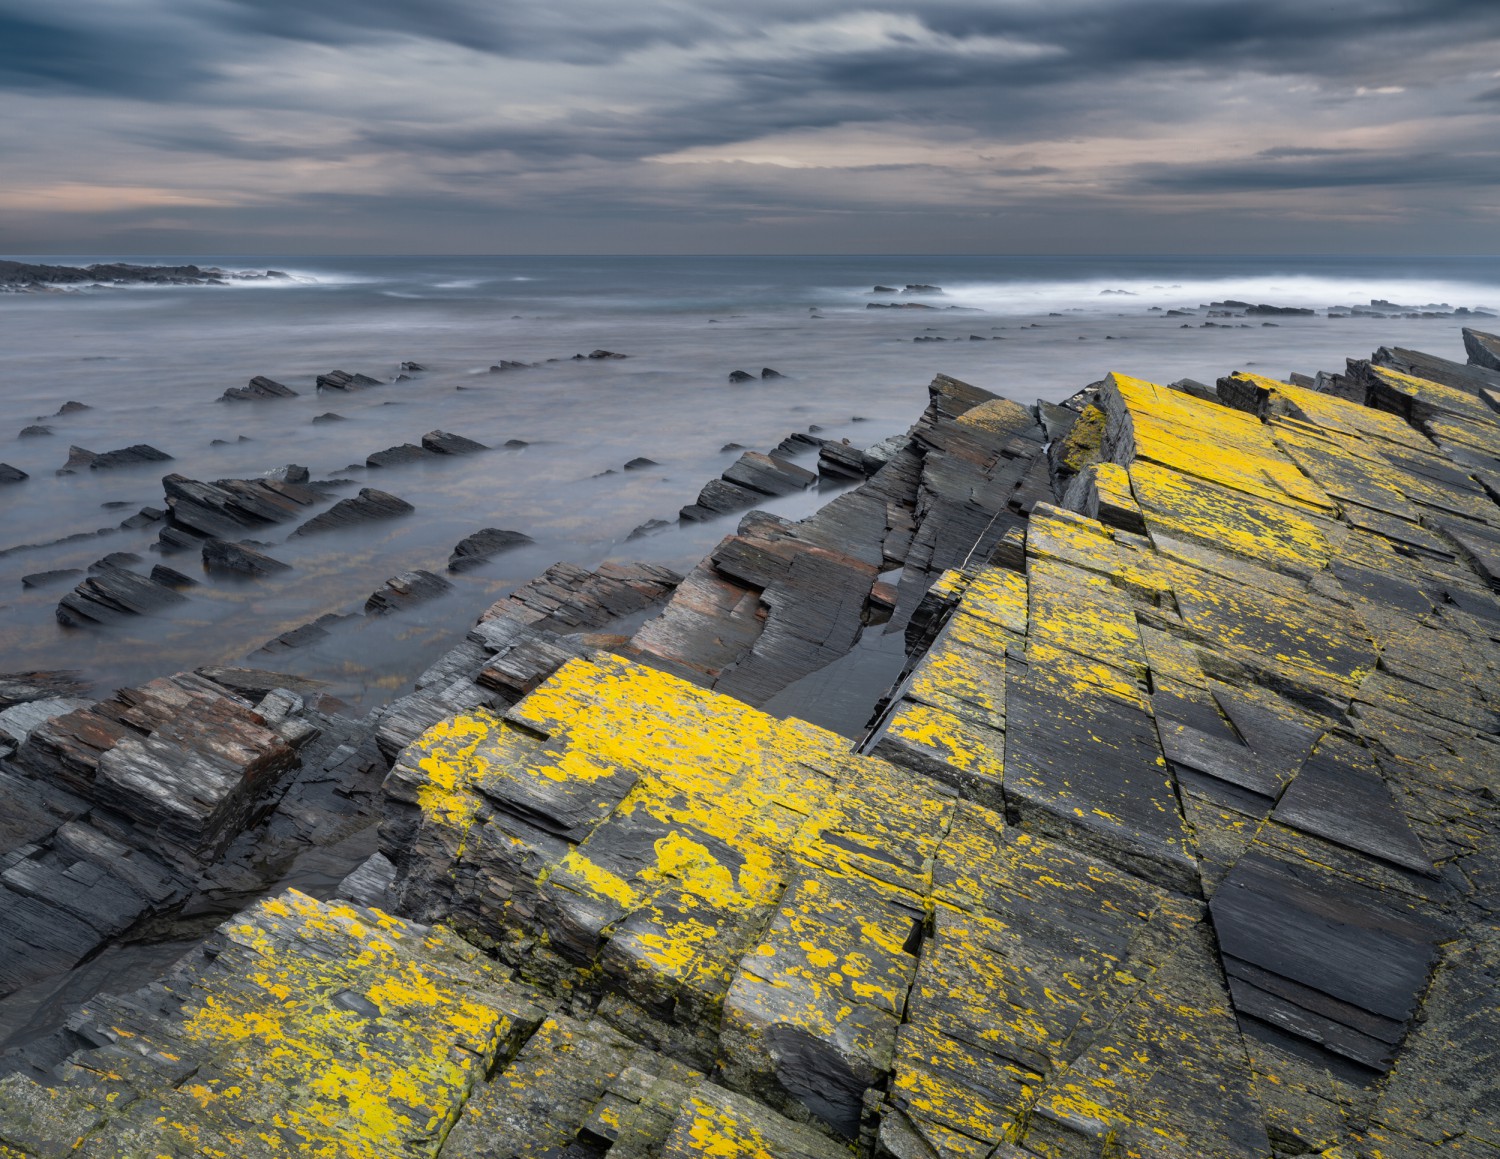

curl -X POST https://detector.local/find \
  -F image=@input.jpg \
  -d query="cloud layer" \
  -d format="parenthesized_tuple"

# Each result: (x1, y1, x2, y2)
(2, 0, 1497, 252)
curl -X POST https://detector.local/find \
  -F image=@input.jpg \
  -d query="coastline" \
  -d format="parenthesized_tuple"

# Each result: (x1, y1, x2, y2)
(0, 325, 1497, 1153)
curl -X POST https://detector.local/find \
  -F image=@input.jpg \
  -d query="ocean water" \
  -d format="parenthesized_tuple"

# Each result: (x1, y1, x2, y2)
(1, 253, 1496, 710)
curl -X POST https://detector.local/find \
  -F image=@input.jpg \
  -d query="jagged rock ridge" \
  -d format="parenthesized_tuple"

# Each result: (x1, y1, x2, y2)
(1, 335, 1498, 1157)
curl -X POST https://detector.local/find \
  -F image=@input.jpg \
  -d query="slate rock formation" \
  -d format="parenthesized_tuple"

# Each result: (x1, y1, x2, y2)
(447, 527, 533, 572)
(3, 334, 1499, 1158)
(219, 375, 297, 401)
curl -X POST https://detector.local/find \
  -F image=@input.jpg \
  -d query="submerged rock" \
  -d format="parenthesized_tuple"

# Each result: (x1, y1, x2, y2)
(364, 569, 453, 615)
(220, 375, 297, 401)
(315, 369, 381, 391)
(202, 538, 291, 575)
(0, 463, 27, 483)
(447, 527, 533, 572)
(421, 429, 487, 455)
(56, 564, 188, 626)
(65, 444, 172, 470)
(291, 487, 414, 535)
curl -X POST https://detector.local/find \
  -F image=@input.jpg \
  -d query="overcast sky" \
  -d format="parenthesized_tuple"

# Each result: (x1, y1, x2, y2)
(3, 0, 1498, 254)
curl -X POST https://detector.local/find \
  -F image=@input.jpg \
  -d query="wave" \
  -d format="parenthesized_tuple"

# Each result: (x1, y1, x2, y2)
(881, 273, 1499, 317)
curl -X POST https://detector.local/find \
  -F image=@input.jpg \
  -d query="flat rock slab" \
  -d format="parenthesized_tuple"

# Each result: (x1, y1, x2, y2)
(315, 369, 381, 390)
(447, 527, 533, 572)
(364, 569, 453, 614)
(220, 375, 297, 401)
(66, 444, 172, 470)
(56, 564, 187, 626)
(292, 487, 414, 535)
(422, 429, 487, 454)
(201, 538, 291, 575)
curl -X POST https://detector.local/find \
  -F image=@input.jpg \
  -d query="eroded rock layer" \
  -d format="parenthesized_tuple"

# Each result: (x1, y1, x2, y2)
(1, 337, 1498, 1158)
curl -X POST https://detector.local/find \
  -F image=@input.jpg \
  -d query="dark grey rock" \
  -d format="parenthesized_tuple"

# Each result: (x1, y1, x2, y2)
(315, 369, 381, 391)
(220, 376, 297, 402)
(447, 528, 534, 572)
(364, 569, 453, 615)
(421, 429, 487, 455)
(292, 488, 414, 536)
(202, 539, 291, 575)
(365, 443, 430, 468)
(56, 565, 188, 626)
(21, 569, 82, 589)
(623, 457, 659, 470)
(149, 564, 197, 587)
(0, 463, 27, 483)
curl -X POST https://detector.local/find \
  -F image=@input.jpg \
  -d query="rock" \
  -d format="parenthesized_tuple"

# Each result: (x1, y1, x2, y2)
(0, 696, 94, 750)
(0, 463, 27, 483)
(64, 444, 172, 470)
(0, 671, 89, 709)
(903, 283, 943, 293)
(118, 505, 165, 530)
(365, 443, 429, 468)
(761, 367, 784, 379)
(400, 360, 425, 371)
(55, 400, 89, 414)
(18, 424, 51, 437)
(678, 475, 764, 521)
(220, 375, 297, 401)
(56, 564, 188, 626)
(421, 429, 487, 454)
(21, 568, 83, 589)
(771, 430, 824, 456)
(149, 564, 197, 587)
(256, 612, 358, 652)
(504, 438, 529, 448)
(587, 349, 627, 359)
(720, 441, 747, 452)
(1245, 303, 1316, 316)
(490, 359, 529, 372)
(311, 411, 345, 423)
(447, 528, 534, 573)
(158, 471, 324, 546)
(627, 517, 673, 540)
(867, 301, 936, 309)
(872, 285, 898, 292)
(722, 451, 817, 497)
(364, 569, 453, 615)
(87, 552, 142, 572)
(478, 559, 682, 632)
(314, 369, 381, 391)
(336, 851, 398, 908)
(1463, 326, 1500, 373)
(623, 456, 659, 470)
(728, 370, 756, 383)
(8, 335, 1500, 1155)
(292, 487, 414, 535)
(817, 439, 867, 481)
(202, 538, 291, 575)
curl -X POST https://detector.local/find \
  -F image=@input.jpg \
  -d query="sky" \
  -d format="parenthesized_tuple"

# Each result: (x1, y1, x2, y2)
(2, 0, 1499, 255)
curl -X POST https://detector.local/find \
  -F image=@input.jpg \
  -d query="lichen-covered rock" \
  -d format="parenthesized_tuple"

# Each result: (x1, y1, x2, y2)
(0, 890, 545, 1156)
(5, 336, 1500, 1158)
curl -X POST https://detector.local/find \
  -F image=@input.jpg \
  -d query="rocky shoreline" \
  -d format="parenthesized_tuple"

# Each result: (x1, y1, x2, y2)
(0, 260, 289, 293)
(0, 329, 1498, 1156)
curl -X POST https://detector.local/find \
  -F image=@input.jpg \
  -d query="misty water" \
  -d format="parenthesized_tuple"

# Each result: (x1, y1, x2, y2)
(2, 253, 1497, 713)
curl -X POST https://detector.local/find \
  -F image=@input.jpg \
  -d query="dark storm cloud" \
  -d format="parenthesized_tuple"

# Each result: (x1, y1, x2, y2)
(0, 9, 217, 97)
(1, 0, 1497, 252)
(1136, 149, 1500, 193)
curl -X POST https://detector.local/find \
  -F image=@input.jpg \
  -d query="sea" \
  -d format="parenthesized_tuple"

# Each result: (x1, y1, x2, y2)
(1, 253, 1497, 712)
